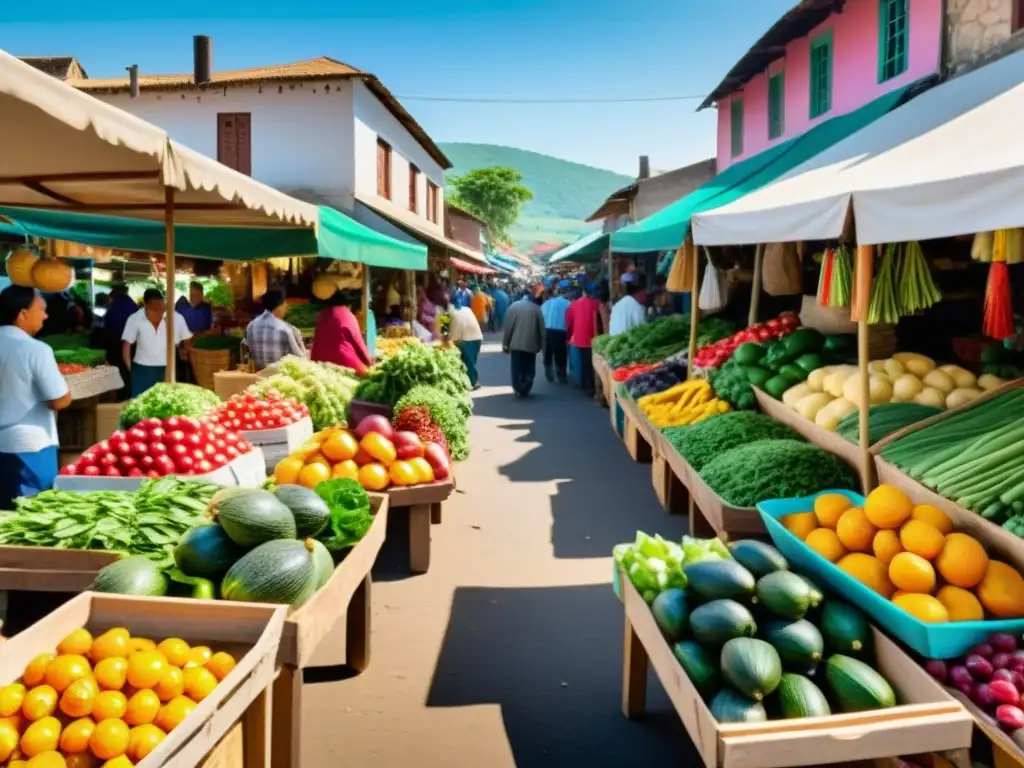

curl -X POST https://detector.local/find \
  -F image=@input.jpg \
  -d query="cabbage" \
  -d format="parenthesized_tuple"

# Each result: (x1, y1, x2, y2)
(613, 531, 732, 600)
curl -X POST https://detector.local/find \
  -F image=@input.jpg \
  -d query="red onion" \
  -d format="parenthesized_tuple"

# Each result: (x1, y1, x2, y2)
(972, 643, 996, 659)
(949, 665, 974, 688)
(990, 679, 1021, 706)
(997, 704, 1024, 731)
(991, 633, 1019, 653)
(972, 682, 994, 709)
(967, 654, 995, 680)
(925, 659, 948, 683)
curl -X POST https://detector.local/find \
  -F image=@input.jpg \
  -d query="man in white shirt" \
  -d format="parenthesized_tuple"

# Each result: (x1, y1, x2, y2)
(122, 288, 193, 397)
(609, 275, 648, 336)
(0, 286, 72, 509)
(442, 297, 484, 389)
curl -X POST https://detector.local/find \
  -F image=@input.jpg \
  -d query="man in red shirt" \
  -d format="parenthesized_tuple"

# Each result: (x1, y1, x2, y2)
(565, 283, 602, 396)
(310, 293, 374, 375)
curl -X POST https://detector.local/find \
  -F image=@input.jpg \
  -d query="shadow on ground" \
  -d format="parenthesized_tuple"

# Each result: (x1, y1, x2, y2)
(426, 583, 692, 766)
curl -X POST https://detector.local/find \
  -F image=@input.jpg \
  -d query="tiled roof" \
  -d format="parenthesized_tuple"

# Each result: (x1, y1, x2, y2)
(18, 56, 87, 80)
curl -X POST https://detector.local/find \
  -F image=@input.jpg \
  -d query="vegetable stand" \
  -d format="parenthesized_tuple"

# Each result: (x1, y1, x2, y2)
(616, 389, 655, 464)
(371, 480, 454, 574)
(593, 353, 612, 407)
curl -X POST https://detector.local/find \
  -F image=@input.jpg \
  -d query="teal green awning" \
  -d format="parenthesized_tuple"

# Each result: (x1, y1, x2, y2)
(0, 205, 427, 270)
(548, 231, 610, 264)
(610, 85, 914, 254)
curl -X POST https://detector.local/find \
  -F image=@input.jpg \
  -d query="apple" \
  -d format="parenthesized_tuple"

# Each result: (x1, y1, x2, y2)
(423, 442, 450, 481)
(392, 431, 424, 460)
(354, 414, 394, 441)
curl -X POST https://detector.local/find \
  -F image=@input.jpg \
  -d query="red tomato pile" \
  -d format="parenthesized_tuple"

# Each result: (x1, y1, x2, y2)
(209, 391, 309, 432)
(60, 416, 254, 478)
(693, 314, 801, 369)
(612, 362, 659, 382)
(57, 363, 90, 375)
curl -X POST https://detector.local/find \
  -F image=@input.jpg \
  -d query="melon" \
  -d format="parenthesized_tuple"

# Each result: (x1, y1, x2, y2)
(221, 538, 320, 607)
(5, 248, 39, 287)
(312, 275, 338, 301)
(212, 488, 297, 547)
(31, 258, 74, 292)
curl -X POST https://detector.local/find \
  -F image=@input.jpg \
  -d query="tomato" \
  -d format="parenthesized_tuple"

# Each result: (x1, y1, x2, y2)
(146, 469, 160, 478)
(180, 418, 201, 433)
(83, 465, 101, 476)
(201, 444, 215, 458)
(251, 420, 265, 430)
(241, 411, 255, 424)
(105, 466, 122, 477)
(96, 440, 110, 454)
(164, 416, 182, 431)
(99, 453, 118, 467)
(150, 442, 168, 457)
(127, 428, 148, 443)
(149, 427, 166, 441)
(131, 441, 149, 457)
(176, 455, 195, 474)
(224, 445, 239, 460)
(756, 328, 772, 341)
(238, 441, 252, 452)
(113, 441, 133, 457)
(128, 468, 145, 477)
(184, 433, 202, 449)
(196, 459, 213, 474)
(139, 455, 155, 470)
(141, 418, 163, 432)
(154, 456, 176, 476)
(224, 432, 240, 445)
(60, 464, 77, 475)
(224, 410, 236, 421)
(164, 430, 185, 445)
(167, 444, 187, 460)
(119, 456, 137, 471)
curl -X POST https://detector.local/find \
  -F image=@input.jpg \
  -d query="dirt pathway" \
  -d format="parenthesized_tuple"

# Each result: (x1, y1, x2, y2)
(302, 337, 696, 765)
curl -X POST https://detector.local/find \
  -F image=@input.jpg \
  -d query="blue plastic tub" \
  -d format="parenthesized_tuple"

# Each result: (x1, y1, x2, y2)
(758, 489, 1024, 660)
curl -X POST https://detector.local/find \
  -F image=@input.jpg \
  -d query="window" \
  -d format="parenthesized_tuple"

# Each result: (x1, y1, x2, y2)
(217, 113, 251, 175)
(409, 164, 420, 213)
(810, 30, 833, 118)
(376, 139, 392, 199)
(426, 181, 439, 224)
(730, 98, 744, 157)
(879, 0, 909, 82)
(1014, 0, 1024, 32)
(768, 73, 785, 140)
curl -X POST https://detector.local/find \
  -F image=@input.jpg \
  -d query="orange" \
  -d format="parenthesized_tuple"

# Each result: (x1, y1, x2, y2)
(92, 658, 128, 692)
(126, 651, 167, 690)
(126, 724, 166, 763)
(306, 453, 331, 468)
(814, 493, 852, 529)
(90, 692, 126, 722)
(888, 552, 936, 594)
(274, 456, 305, 485)
(321, 431, 359, 462)
(297, 462, 331, 490)
(182, 667, 218, 703)
(129, 638, 156, 653)
(292, 440, 324, 461)
(88, 719, 129, 761)
(155, 639, 190, 669)
(804, 528, 846, 563)
(0, 684, 26, 717)
(864, 484, 913, 529)
(154, 696, 196, 733)
(22, 686, 58, 721)
(837, 553, 894, 598)
(331, 460, 361, 481)
(360, 433, 396, 466)
(22, 655, 54, 688)
(935, 585, 985, 622)
(58, 717, 96, 754)
(25, 753, 66, 768)
(124, 690, 160, 727)
(893, 593, 949, 623)
(782, 512, 817, 540)
(0, 718, 19, 762)
(910, 504, 954, 535)
(64, 754, 99, 768)
(358, 463, 390, 492)
(19, 716, 61, 757)
(45, 655, 91, 694)
(59, 679, 97, 719)
(204, 653, 236, 683)
(836, 508, 877, 552)
(872, 530, 904, 566)
(936, 532, 989, 588)
(89, 630, 130, 663)
(977, 561, 1024, 619)
(152, 667, 184, 703)
(388, 460, 419, 487)
(900, 519, 946, 560)
(97, 757, 132, 768)
(408, 457, 434, 485)
(57, 629, 94, 657)
(184, 647, 212, 669)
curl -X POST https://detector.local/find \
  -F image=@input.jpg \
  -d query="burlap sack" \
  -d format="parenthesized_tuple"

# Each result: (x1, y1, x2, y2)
(666, 240, 694, 293)
(762, 242, 802, 296)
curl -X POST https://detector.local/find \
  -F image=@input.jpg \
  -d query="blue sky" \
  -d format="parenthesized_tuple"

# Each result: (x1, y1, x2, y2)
(1, 0, 792, 176)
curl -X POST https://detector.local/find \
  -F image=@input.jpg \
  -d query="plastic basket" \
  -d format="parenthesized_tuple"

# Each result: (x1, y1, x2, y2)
(758, 490, 1024, 659)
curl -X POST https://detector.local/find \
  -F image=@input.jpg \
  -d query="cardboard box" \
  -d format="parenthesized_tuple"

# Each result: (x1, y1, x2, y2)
(53, 448, 267, 492)
(239, 417, 314, 474)
(213, 370, 262, 401)
(95, 402, 128, 442)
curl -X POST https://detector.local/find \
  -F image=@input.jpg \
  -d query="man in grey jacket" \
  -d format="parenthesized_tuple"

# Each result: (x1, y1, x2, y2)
(502, 292, 545, 397)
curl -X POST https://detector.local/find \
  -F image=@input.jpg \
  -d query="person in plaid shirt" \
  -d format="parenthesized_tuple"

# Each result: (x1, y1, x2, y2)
(245, 288, 306, 370)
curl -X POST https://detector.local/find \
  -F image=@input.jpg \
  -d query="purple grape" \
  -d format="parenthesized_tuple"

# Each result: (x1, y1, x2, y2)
(994, 653, 1013, 670)
(991, 633, 1020, 653)
(972, 643, 996, 659)
(989, 679, 1021, 706)
(967, 654, 995, 680)
(925, 659, 948, 683)
(972, 682, 994, 709)
(997, 704, 1024, 731)
(950, 665, 974, 688)
(993, 669, 1016, 683)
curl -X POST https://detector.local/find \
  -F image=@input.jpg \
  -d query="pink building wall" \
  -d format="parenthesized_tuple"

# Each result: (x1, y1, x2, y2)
(716, 0, 943, 170)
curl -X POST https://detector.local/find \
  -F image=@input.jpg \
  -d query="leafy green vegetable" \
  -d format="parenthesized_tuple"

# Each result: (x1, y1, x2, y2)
(249, 356, 360, 430)
(42, 332, 93, 351)
(663, 412, 802, 472)
(593, 314, 734, 368)
(53, 348, 107, 366)
(612, 531, 731, 603)
(394, 384, 470, 460)
(283, 302, 324, 330)
(191, 334, 243, 351)
(120, 383, 222, 428)
(355, 344, 471, 412)
(315, 478, 375, 550)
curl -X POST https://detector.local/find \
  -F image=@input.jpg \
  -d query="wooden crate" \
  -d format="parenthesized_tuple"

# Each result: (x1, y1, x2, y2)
(96, 401, 128, 442)
(594, 354, 611, 407)
(370, 480, 454, 575)
(619, 572, 973, 768)
(948, 690, 1024, 768)
(618, 392, 654, 464)
(651, 447, 688, 516)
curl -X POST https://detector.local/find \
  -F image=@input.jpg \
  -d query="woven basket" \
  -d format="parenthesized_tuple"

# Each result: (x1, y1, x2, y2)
(192, 348, 235, 391)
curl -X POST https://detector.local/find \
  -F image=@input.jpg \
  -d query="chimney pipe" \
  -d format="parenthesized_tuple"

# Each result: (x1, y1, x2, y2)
(193, 35, 212, 85)
(638, 155, 651, 180)
(127, 65, 139, 98)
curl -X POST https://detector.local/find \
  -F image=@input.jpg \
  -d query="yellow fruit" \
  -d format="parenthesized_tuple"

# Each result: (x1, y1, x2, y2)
(129, 638, 156, 653)
(888, 552, 936, 593)
(20, 716, 61, 757)
(59, 679, 97, 719)
(910, 504, 953, 535)
(126, 651, 167, 690)
(91, 692, 127, 722)
(0, 718, 19, 762)
(154, 696, 196, 733)
(153, 667, 184, 703)
(22, 686, 58, 721)
(297, 462, 332, 489)
(893, 593, 949, 623)
(155, 639, 190, 669)
(814, 493, 852, 529)
(872, 530, 905, 566)
(89, 719, 129, 761)
(274, 456, 305, 485)
(892, 590, 910, 600)
(935, 585, 985, 622)
(358, 463, 390, 492)
(92, 659, 127, 692)
(864, 484, 913, 529)
(57, 629, 94, 657)
(59, 717, 96, 754)
(45, 655, 91, 694)
(100, 757, 132, 768)
(782, 512, 818, 540)
(0, 684, 27, 717)
(182, 667, 218, 703)
(408, 457, 435, 484)
(204, 653, 236, 682)
(64, 754, 98, 768)
(836, 508, 877, 552)
(124, 690, 160, 727)
(184, 647, 212, 669)
(321, 432, 359, 462)
(26, 751, 66, 768)
(90, 630, 130, 663)
(977, 561, 1024, 619)
(388, 460, 419, 487)
(331, 460, 360, 481)
(899, 520, 945, 560)
(936, 532, 989, 588)
(126, 724, 165, 762)
(22, 655, 54, 688)
(838, 553, 894, 598)
(805, 528, 846, 563)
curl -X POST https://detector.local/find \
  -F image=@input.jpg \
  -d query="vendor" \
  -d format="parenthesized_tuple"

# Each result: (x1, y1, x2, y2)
(122, 289, 193, 397)
(0, 286, 72, 510)
(245, 288, 306, 370)
(311, 292, 374, 375)
(175, 282, 215, 384)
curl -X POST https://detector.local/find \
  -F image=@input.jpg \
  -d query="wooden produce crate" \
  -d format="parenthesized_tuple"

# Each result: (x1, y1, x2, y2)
(617, 391, 654, 464)
(370, 480, 454, 575)
(2, 592, 285, 767)
(594, 353, 612, 407)
(214, 370, 263, 401)
(948, 690, 1024, 768)
(618, 571, 973, 768)
(651, 433, 688, 516)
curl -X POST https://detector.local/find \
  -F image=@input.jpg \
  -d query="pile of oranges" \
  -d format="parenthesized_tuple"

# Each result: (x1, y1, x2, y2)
(0, 626, 236, 767)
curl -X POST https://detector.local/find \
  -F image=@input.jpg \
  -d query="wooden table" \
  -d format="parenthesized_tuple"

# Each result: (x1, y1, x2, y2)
(372, 480, 455, 574)
(616, 390, 655, 463)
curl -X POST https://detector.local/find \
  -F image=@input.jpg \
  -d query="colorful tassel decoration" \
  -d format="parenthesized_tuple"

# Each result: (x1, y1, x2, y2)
(983, 262, 1014, 340)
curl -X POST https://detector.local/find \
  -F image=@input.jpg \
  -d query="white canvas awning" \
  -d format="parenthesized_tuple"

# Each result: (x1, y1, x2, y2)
(691, 49, 1024, 247)
(0, 49, 317, 228)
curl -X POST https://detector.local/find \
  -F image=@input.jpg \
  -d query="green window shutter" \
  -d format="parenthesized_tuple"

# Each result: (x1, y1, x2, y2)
(730, 97, 744, 157)
(810, 30, 834, 119)
(768, 73, 785, 140)
(878, 0, 909, 82)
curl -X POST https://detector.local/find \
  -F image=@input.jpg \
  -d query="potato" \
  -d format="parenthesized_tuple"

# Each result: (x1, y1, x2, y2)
(914, 386, 947, 408)
(842, 374, 894, 406)
(922, 369, 956, 395)
(978, 374, 1006, 391)
(946, 387, 984, 409)
(883, 359, 906, 380)
(783, 383, 815, 409)
(868, 361, 888, 376)
(807, 366, 837, 392)
(794, 393, 835, 421)
(893, 352, 936, 378)
(938, 364, 977, 390)
(891, 374, 923, 402)
(823, 366, 858, 398)
(815, 398, 858, 431)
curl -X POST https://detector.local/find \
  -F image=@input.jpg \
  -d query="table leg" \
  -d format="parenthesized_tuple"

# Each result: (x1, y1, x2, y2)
(622, 613, 647, 719)
(409, 504, 431, 573)
(243, 687, 270, 768)
(0, 590, 8, 638)
(345, 575, 371, 673)
(270, 666, 302, 768)
(688, 497, 717, 539)
(430, 502, 443, 525)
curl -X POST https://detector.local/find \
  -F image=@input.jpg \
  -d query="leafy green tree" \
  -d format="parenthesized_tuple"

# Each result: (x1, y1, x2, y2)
(447, 167, 533, 241)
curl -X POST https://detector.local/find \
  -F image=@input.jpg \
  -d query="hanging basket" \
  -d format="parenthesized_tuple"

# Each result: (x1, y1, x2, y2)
(192, 348, 235, 391)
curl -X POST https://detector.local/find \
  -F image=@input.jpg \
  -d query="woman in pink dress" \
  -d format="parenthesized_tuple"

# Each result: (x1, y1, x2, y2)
(310, 294, 373, 375)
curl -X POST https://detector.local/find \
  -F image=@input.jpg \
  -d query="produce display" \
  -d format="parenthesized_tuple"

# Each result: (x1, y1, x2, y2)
(878, 389, 1024, 523)
(0, 478, 215, 566)
(699, 439, 858, 508)
(375, 336, 421, 359)
(394, 385, 469, 461)
(208, 391, 310, 432)
(612, 362, 659, 383)
(661, 412, 801, 473)
(731, 328, 853, 401)
(53, 349, 107, 368)
(781, 485, 1024, 621)
(248, 356, 360, 431)
(59, 417, 255, 478)
(615, 534, 899, 723)
(636, 380, 731, 429)
(5, 248, 74, 292)
(355, 344, 471, 412)
(623, 359, 688, 399)
(866, 242, 943, 325)
(692, 313, 801, 370)
(57, 363, 91, 376)
(593, 314, 733, 369)
(283, 301, 322, 329)
(273, 414, 451, 492)
(0, 624, 239, 764)
(119, 384, 221, 430)
(834, 403, 943, 445)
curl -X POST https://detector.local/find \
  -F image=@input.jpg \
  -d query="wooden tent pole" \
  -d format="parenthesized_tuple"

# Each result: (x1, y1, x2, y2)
(856, 244, 875, 495)
(164, 186, 177, 383)
(749, 243, 765, 326)
(687, 244, 703, 379)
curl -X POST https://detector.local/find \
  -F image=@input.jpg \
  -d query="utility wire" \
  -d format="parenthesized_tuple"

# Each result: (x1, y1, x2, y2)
(392, 93, 706, 104)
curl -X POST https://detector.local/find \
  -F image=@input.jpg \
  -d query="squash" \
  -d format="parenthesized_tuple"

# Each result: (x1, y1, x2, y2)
(312, 275, 338, 301)
(842, 375, 893, 406)
(823, 366, 858, 398)
(782, 383, 814, 409)
(891, 374, 923, 402)
(5, 248, 39, 287)
(922, 369, 956, 395)
(978, 374, 1006, 391)
(913, 387, 947, 408)
(938, 364, 977, 390)
(30, 258, 73, 292)
(892, 352, 936, 377)
(794, 393, 834, 421)
(945, 388, 984, 409)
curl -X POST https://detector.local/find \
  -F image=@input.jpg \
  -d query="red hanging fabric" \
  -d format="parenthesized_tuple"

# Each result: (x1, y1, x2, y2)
(983, 262, 1014, 340)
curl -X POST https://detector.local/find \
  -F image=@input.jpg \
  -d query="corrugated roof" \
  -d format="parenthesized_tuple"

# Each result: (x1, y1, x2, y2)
(69, 56, 451, 169)
(18, 56, 87, 80)
(699, 0, 845, 110)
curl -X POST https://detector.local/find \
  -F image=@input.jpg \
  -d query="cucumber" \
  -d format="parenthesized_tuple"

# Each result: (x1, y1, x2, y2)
(672, 640, 719, 698)
(777, 673, 832, 719)
(825, 655, 896, 712)
(651, 589, 689, 642)
(689, 599, 757, 645)
(720, 637, 782, 701)
(755, 571, 811, 619)
(761, 620, 824, 674)
(730, 540, 788, 578)
(800, 575, 824, 609)
(820, 601, 871, 654)
(684, 560, 756, 602)
(709, 689, 767, 723)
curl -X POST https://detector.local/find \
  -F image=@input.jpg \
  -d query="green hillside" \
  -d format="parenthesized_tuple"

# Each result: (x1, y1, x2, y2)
(439, 142, 632, 253)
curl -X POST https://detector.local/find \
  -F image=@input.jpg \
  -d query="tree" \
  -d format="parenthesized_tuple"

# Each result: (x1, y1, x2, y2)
(446, 167, 533, 242)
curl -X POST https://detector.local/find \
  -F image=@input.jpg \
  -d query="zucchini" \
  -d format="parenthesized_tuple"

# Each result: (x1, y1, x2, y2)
(777, 673, 832, 719)
(720, 637, 783, 701)
(672, 640, 719, 698)
(825, 655, 896, 712)
(709, 689, 767, 723)
(820, 601, 871, 655)
(730, 540, 788, 578)
(684, 560, 756, 602)
(761, 620, 824, 674)
(689, 600, 757, 645)
(755, 571, 811, 620)
(651, 589, 689, 642)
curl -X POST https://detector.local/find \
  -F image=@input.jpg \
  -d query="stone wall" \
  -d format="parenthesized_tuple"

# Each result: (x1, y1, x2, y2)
(946, 0, 1024, 73)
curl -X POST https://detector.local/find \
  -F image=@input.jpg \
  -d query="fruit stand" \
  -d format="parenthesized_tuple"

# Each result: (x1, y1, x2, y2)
(375, 480, 455, 574)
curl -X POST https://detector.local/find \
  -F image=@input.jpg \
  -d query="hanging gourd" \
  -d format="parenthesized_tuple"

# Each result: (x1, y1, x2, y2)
(31, 257, 74, 293)
(312, 274, 338, 301)
(5, 248, 39, 287)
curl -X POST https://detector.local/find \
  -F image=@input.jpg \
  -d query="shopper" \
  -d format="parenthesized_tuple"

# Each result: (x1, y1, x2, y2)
(502, 291, 545, 397)
(175, 281, 215, 383)
(103, 283, 139, 399)
(245, 288, 307, 370)
(565, 283, 602, 396)
(311, 292, 374, 375)
(0, 286, 72, 510)
(122, 289, 192, 397)
(441, 297, 484, 389)
(417, 284, 438, 339)
(470, 285, 490, 329)
(541, 286, 570, 384)
(609, 275, 648, 336)
(492, 285, 510, 331)
(451, 279, 472, 310)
